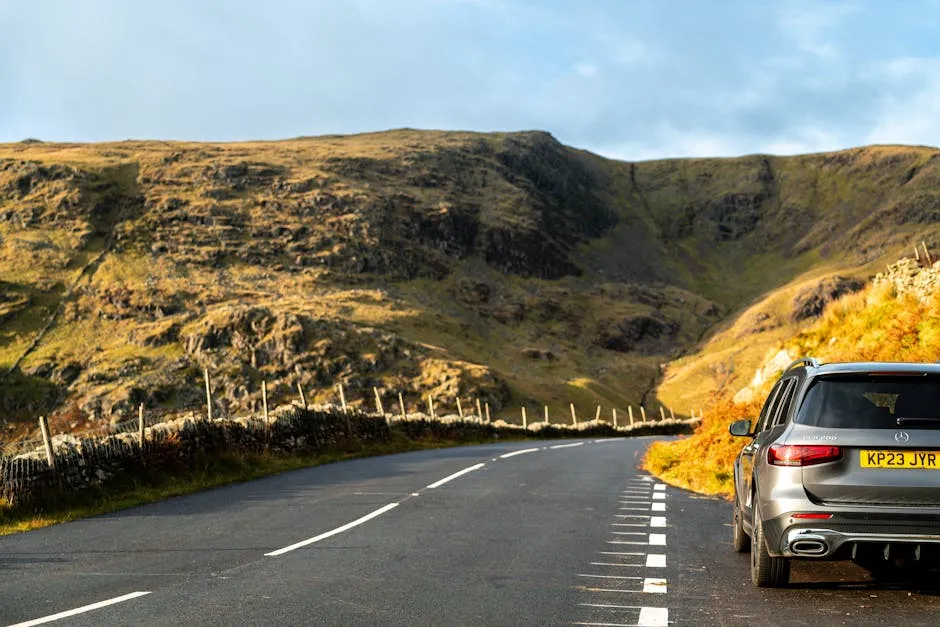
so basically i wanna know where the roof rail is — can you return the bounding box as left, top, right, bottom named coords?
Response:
left=785, top=357, right=821, bottom=372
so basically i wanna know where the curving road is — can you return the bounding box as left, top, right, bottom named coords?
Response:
left=2, top=437, right=939, bottom=626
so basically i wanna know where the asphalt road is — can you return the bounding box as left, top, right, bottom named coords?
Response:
left=2, top=437, right=940, bottom=626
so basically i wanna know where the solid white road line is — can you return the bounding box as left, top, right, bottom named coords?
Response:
left=9, top=591, right=152, bottom=627
left=265, top=503, right=400, bottom=556
left=651, top=503, right=666, bottom=512
left=577, top=574, right=643, bottom=580
left=591, top=562, right=644, bottom=567
left=642, top=578, right=667, bottom=594
left=637, top=607, right=669, bottom=626
left=649, top=534, right=667, bottom=546
left=572, top=621, right=632, bottom=626
left=645, top=554, right=666, bottom=568
left=598, top=551, right=646, bottom=556
left=499, top=447, right=540, bottom=459
left=426, top=462, right=486, bottom=488
left=650, top=517, right=666, bottom=528
left=550, top=442, right=585, bottom=449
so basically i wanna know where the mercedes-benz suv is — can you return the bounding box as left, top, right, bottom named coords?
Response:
left=729, top=358, right=940, bottom=587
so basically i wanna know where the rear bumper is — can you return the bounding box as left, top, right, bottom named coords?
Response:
left=763, top=510, right=940, bottom=558
left=782, top=527, right=940, bottom=558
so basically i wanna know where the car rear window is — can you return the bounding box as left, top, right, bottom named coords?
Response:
left=795, top=374, right=940, bottom=429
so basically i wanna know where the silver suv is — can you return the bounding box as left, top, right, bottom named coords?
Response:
left=729, top=358, right=940, bottom=587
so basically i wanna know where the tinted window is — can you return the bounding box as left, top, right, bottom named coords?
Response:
left=795, top=375, right=940, bottom=429
left=771, top=378, right=797, bottom=427
left=755, top=380, right=785, bottom=433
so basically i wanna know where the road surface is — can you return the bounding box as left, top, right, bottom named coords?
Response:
left=2, top=437, right=939, bottom=625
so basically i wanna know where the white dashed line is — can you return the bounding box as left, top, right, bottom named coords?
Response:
left=642, top=578, right=668, bottom=594
left=577, top=574, right=643, bottom=580
left=425, top=462, right=486, bottom=488
left=645, top=554, right=666, bottom=568
left=550, top=442, right=585, bottom=449
left=637, top=607, right=669, bottom=626
left=8, top=592, right=153, bottom=627
left=499, top=447, right=540, bottom=459
left=651, top=502, right=666, bottom=512
left=648, top=534, right=667, bottom=546
left=266, top=502, right=400, bottom=556
left=653, top=484, right=666, bottom=491
left=591, top=562, right=644, bottom=567
left=650, top=517, right=666, bottom=528
left=652, top=493, right=665, bottom=500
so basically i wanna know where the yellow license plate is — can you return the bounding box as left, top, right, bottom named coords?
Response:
left=860, top=450, right=940, bottom=469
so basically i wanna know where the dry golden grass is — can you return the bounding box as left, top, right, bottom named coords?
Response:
left=647, top=264, right=940, bottom=497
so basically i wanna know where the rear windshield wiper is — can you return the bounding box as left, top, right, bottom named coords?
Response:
left=897, top=416, right=940, bottom=426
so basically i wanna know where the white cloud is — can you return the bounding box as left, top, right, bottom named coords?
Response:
left=776, top=0, right=858, bottom=60
left=574, top=63, right=598, bottom=78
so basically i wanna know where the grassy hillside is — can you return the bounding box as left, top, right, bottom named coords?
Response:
left=646, top=257, right=940, bottom=496
left=2, top=131, right=940, bottom=442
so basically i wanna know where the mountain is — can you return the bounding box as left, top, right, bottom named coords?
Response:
left=1, top=130, right=938, bottom=438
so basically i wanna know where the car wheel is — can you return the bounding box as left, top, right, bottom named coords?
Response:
left=732, top=498, right=750, bottom=553
left=751, top=513, right=790, bottom=587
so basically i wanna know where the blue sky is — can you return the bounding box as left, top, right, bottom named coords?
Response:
left=2, top=0, right=940, bottom=159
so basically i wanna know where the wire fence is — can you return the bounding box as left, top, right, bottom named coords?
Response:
left=1, top=378, right=699, bottom=510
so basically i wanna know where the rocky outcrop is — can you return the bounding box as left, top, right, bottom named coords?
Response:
left=593, top=315, right=679, bottom=353
left=791, top=276, right=865, bottom=322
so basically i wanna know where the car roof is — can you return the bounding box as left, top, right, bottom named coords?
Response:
left=807, top=361, right=940, bottom=376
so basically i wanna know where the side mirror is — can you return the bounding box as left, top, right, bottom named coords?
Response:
left=729, top=419, right=753, bottom=437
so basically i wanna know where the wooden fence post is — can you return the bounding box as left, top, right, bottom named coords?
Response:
left=456, top=398, right=464, bottom=419
left=613, top=407, right=618, bottom=429
left=544, top=405, right=549, bottom=425
left=640, top=406, right=647, bottom=422
left=428, top=395, right=436, bottom=420
left=138, top=403, right=145, bottom=460
left=262, top=381, right=269, bottom=423
left=570, top=403, right=578, bottom=428
left=669, top=407, right=675, bottom=420
left=38, top=415, right=55, bottom=469
left=594, top=405, right=601, bottom=423
left=923, top=241, right=933, bottom=265
left=659, top=406, right=666, bottom=421
left=485, top=402, right=491, bottom=423
left=374, top=387, right=385, bottom=415
left=521, top=406, right=527, bottom=429
left=916, top=246, right=921, bottom=262
left=399, top=392, right=407, bottom=422
left=476, top=398, right=483, bottom=422
left=338, top=384, right=348, bottom=414
left=628, top=405, right=634, bottom=426
left=297, top=382, right=308, bottom=410
left=204, top=368, right=213, bottom=421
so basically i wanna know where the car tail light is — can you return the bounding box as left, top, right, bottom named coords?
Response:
left=792, top=513, right=833, bottom=519
left=768, top=444, right=843, bottom=467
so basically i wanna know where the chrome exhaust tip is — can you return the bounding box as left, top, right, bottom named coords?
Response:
left=789, top=538, right=828, bottom=555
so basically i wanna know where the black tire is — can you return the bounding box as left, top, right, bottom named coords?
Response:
left=732, top=498, right=750, bottom=553
left=751, top=514, right=790, bottom=587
